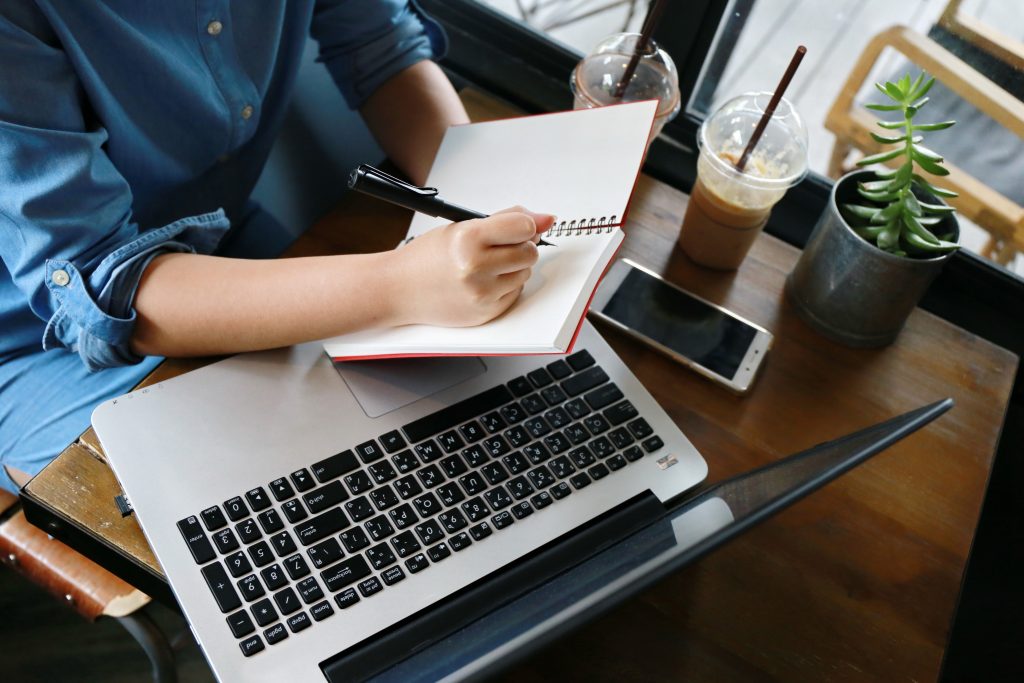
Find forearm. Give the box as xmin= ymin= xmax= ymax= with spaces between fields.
xmin=359 ymin=60 xmax=469 ymax=185
xmin=130 ymin=251 xmax=404 ymax=357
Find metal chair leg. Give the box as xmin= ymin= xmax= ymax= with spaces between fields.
xmin=116 ymin=609 xmax=179 ymax=683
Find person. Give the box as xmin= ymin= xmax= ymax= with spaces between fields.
xmin=0 ymin=1 xmax=552 ymax=493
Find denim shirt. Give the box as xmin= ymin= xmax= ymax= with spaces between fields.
xmin=0 ymin=1 xmax=443 ymax=492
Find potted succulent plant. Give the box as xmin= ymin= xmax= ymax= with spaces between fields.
xmin=786 ymin=72 xmax=959 ymax=347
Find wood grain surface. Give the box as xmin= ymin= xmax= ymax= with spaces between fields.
xmin=22 ymin=89 xmax=1017 ymax=682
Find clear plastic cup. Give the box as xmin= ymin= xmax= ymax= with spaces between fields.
xmin=679 ymin=92 xmax=808 ymax=270
xmin=571 ymin=33 xmax=680 ymax=152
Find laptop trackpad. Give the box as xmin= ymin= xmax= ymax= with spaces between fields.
xmin=334 ymin=358 xmax=488 ymax=418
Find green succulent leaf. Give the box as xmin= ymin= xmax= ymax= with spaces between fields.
xmin=904 ymin=192 xmax=922 ymax=216
xmin=857 ymin=187 xmax=900 ymax=202
xmin=908 ymin=72 xmax=926 ymax=99
xmin=895 ymin=162 xmax=914 ymax=184
xmin=865 ymin=103 xmax=903 ymax=112
xmin=910 ymin=96 xmax=931 ymax=110
xmin=918 ymin=200 xmax=957 ymax=214
xmin=878 ymin=222 xmax=901 ymax=249
xmin=917 ymin=216 xmax=944 ymax=226
xmin=870 ymin=132 xmax=906 ymax=144
xmin=857 ymin=147 xmax=905 ymax=165
xmin=912 ymin=151 xmax=950 ymax=175
xmin=898 ymin=74 xmax=912 ymax=94
xmin=873 ymin=200 xmax=904 ymax=224
xmin=858 ymin=179 xmax=894 ymax=192
xmin=902 ymin=213 xmax=939 ymax=244
xmin=884 ymin=81 xmax=905 ymax=101
xmin=842 ymin=203 xmax=882 ymax=222
xmin=874 ymin=166 xmax=900 ymax=179
xmin=877 ymin=120 xmax=905 ymax=130
xmin=874 ymin=82 xmax=891 ymax=99
xmin=911 ymin=76 xmax=936 ymax=101
xmin=914 ymin=145 xmax=943 ymax=162
xmin=904 ymin=230 xmax=958 ymax=253
xmin=912 ymin=120 xmax=955 ymax=131
xmin=913 ymin=174 xmax=959 ymax=198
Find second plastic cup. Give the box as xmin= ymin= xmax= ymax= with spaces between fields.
xmin=679 ymin=92 xmax=808 ymax=270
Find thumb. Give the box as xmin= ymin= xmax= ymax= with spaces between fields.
xmin=494 ymin=206 xmax=556 ymax=234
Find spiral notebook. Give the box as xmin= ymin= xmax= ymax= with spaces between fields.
xmin=323 ymin=100 xmax=658 ymax=360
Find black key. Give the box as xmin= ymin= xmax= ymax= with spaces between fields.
xmin=369 ymin=485 xmax=399 ymax=511
xmin=223 ymin=497 xmax=248 ymax=522
xmin=507 ymin=376 xmax=533 ymax=397
xmin=461 ymin=496 xmax=489 ymax=522
xmin=623 ymin=445 xmax=644 ymax=462
xmin=544 ymin=407 xmax=572 ymax=429
xmin=379 ymin=430 xmax=407 ymax=454
xmin=469 ymin=522 xmax=493 ymax=541
xmin=368 ymin=460 xmax=398 ymax=485
xmin=541 ymin=385 xmax=568 ymax=406
xmin=334 ymin=588 xmax=360 ymax=609
xmin=282 ymin=499 xmax=307 ymax=524
xmin=283 ymin=553 xmax=310 ymax=580
xmin=391 ymin=450 xmax=419 ymax=474
xmin=290 ymin=468 xmax=315 ymax=492
xmin=295 ymin=508 xmax=349 ymax=546
xmin=381 ymin=565 xmax=405 ymax=586
xmin=546 ymin=359 xmax=572 ymax=379
xmin=506 ymin=476 xmax=534 ymax=500
xmin=427 ymin=542 xmax=451 ymax=563
xmin=261 ymin=564 xmax=288 ymax=591
xmin=504 ymin=425 xmax=531 ymax=448
xmin=248 ymin=541 xmax=274 ymax=567
xmin=274 ymin=587 xmax=301 ymax=615
xmin=202 ymin=562 xmax=242 ymax=612
xmin=458 ymin=471 xmax=487 ymax=496
xmin=439 ymin=454 xmax=468 ymax=479
xmin=321 ymin=555 xmax=372 ymax=592
xmin=227 ymin=610 xmax=255 ymax=638
xmin=628 ymin=418 xmax=654 ymax=439
xmin=523 ymin=416 xmax=551 ymax=438
xmin=527 ymin=465 xmax=556 ymax=490
xmin=500 ymin=402 xmax=527 ymax=424
xmin=608 ymin=454 xmax=628 ymax=471
xmin=449 ymin=532 xmax=472 ymax=552
xmin=344 ymin=495 xmax=375 ymax=522
xmin=394 ymin=474 xmax=424 ymax=500
xmin=531 ymin=491 xmax=553 ymax=509
xmin=251 ymin=598 xmax=277 ymax=626
xmin=225 ymin=551 xmax=253 ymax=578
xmin=550 ymin=482 xmax=572 ymax=499
xmin=414 ymin=519 xmax=445 ymax=546
xmin=213 ymin=528 xmax=240 ymax=554
xmin=543 ymin=432 xmax=571 ymax=454
xmin=484 ymin=486 xmax=513 ymax=510
xmin=481 ymin=461 xmax=509 ymax=485
xmin=200 ymin=506 xmax=227 ymax=532
xmin=527 ymin=367 xmax=553 ymax=388
xmin=303 ymin=480 xmax=349 ymax=514
xmin=358 ymin=577 xmax=383 ymax=598
xmin=245 ymin=487 xmax=271 ymax=512
xmin=549 ymin=456 xmax=577 ymax=479
xmin=403 ymin=384 xmax=513 ymax=443
xmin=561 ymin=366 xmax=608 ymax=397
xmin=437 ymin=430 xmax=465 ymax=453
xmin=565 ymin=423 xmax=590 ymax=445
xmin=643 ymin=435 xmax=665 ymax=452
xmin=604 ymin=400 xmax=639 ymax=426
xmin=287 ymin=611 xmax=312 ymax=633
xmin=585 ymin=383 xmax=623 ymax=410
xmin=235 ymin=518 xmax=262 ymax=545
xmin=461 ymin=444 xmax=489 ymax=468
xmin=565 ymin=398 xmax=591 ymax=419
xmin=268 ymin=477 xmax=295 ymax=503
xmin=264 ymin=622 xmax=288 ymax=645
xmin=459 ymin=420 xmax=486 ymax=443
xmin=405 ymin=553 xmax=429 ymax=574
xmin=257 ymin=508 xmax=285 ymax=534
xmin=436 ymin=482 xmax=465 ymax=507
xmin=491 ymin=511 xmax=514 ymax=529
xmin=239 ymin=635 xmax=264 ymax=657
xmin=482 ymin=435 xmax=511 ymax=457
xmin=310 ymin=600 xmax=334 ymax=621
xmin=355 ymin=440 xmax=384 ymax=464
xmin=566 ymin=349 xmax=595 ymax=371
xmin=608 ymin=427 xmax=635 ymax=449
xmin=480 ymin=411 xmax=507 ymax=433
xmin=412 ymin=492 xmax=442 ymax=517
xmin=570 ymin=472 xmax=592 ymax=489
xmin=520 ymin=394 xmax=547 ymax=415
xmin=590 ymin=436 xmax=616 ymax=459
xmin=389 ymin=503 xmax=418 ymax=530
xmin=341 ymin=470 xmax=372 ymax=495
xmin=312 ymin=450 xmax=359 ymax=483
xmin=307 ymin=538 xmax=344 ymax=570
xmin=365 ymin=515 xmax=395 ymax=542
xmin=439 ymin=509 xmax=468 ymax=533
xmin=270 ymin=531 xmax=297 ymax=557
xmin=589 ymin=463 xmax=610 ymax=480
xmin=416 ymin=465 xmax=444 ymax=489
xmin=340 ymin=527 xmax=371 ymax=554
xmin=390 ymin=530 xmax=421 ymax=558
xmin=511 ymin=501 xmax=534 ymax=519
xmin=178 ymin=515 xmax=216 ymax=564
xmin=522 ymin=443 xmax=550 ymax=465
xmin=583 ymin=414 xmax=611 ymax=435
xmin=237 ymin=574 xmax=266 ymax=602
xmin=568 ymin=446 xmax=596 ymax=468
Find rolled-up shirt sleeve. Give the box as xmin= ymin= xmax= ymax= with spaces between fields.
xmin=310 ymin=0 xmax=447 ymax=109
xmin=0 ymin=15 xmax=230 ymax=371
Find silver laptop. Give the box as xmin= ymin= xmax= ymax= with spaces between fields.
xmin=93 ymin=320 xmax=708 ymax=683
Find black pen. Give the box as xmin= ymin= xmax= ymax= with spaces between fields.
xmin=348 ymin=164 xmax=554 ymax=246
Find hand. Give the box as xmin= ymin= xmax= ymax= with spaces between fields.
xmin=390 ymin=207 xmax=554 ymax=327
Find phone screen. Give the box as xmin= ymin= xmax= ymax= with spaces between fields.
xmin=599 ymin=268 xmax=757 ymax=379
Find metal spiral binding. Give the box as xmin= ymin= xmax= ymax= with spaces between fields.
xmin=547 ymin=215 xmax=618 ymax=237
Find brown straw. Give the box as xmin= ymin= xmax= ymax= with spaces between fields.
xmin=613 ymin=0 xmax=669 ymax=99
xmin=734 ymin=45 xmax=807 ymax=172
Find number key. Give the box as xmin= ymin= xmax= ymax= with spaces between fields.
xmin=225 ymin=551 xmax=253 ymax=578
xmin=223 ymin=497 xmax=248 ymax=522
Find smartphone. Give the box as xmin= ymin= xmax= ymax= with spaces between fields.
xmin=589 ymin=259 xmax=773 ymax=394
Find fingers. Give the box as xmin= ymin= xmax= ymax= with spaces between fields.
xmin=478 ymin=240 xmax=538 ymax=274
xmin=470 ymin=208 xmax=555 ymax=246
xmin=493 ymin=284 xmax=525 ymax=315
xmin=494 ymin=267 xmax=532 ymax=297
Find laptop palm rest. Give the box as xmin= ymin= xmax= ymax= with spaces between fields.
xmin=334 ymin=357 xmax=488 ymax=418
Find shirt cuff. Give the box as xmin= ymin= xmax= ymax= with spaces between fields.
xmin=42 ymin=209 xmax=231 ymax=371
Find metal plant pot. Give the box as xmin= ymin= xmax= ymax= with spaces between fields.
xmin=786 ymin=170 xmax=959 ymax=348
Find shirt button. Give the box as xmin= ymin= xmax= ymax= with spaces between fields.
xmin=241 ymin=105 xmax=254 ymax=120
xmin=207 ymin=20 xmax=222 ymax=36
xmin=52 ymin=269 xmax=70 ymax=287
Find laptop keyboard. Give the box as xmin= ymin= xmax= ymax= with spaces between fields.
xmin=175 ymin=349 xmax=664 ymax=658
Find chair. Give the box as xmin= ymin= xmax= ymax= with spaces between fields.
xmin=824 ymin=1 xmax=1024 ymax=265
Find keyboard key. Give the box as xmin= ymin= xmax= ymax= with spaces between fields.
xmin=252 ymin=603 xmax=278 ymax=629
xmin=379 ymin=430 xmax=407 ymax=454
xmin=480 ymin=411 xmax=507 ymax=433
xmin=394 ymin=474 xmax=424 ymax=500
xmin=469 ymin=522 xmax=493 ymax=541
xmin=549 ymin=456 xmax=577 ymax=479
xmin=381 ymin=565 xmax=406 ymax=586
xmin=541 ymin=385 xmax=568 ymax=406
xmin=225 ymin=551 xmax=253 ymax=578
xmin=482 ymin=435 xmax=511 ymax=457
xmin=202 ymin=562 xmax=242 ymax=612
xmin=507 ymin=376 xmax=533 ymax=397
xmin=439 ymin=455 xmax=468 ymax=479
xmin=511 ymin=501 xmax=534 ymax=519
xmin=264 ymin=622 xmax=288 ymax=645
xmin=569 ymin=472 xmax=592 ymax=489
xmin=491 ymin=511 xmax=514 ymax=529
xmin=550 ymin=482 xmax=572 ymax=499
xmin=568 ymin=447 xmax=596 ymax=468
xmin=248 ymin=541 xmax=273 ymax=567
xmin=287 ymin=611 xmax=312 ymax=633
xmin=390 ymin=530 xmax=422 ymax=558
xmin=437 ymin=430 xmax=465 ymax=453
xmin=604 ymin=400 xmax=639 ymax=426
xmin=290 ymin=468 xmax=315 ymax=492
xmin=564 ymin=423 xmax=590 ymax=445
xmin=402 ymin=384 xmax=513 ymax=443
xmin=527 ymin=466 xmax=556 ymax=490
xmin=389 ymin=503 xmax=418 ymax=529
xmin=343 ymin=470 xmax=373 ymax=495
xmin=583 ymin=414 xmax=610 ymax=435
xmin=235 ymin=518 xmax=262 ymax=545
xmin=334 ymin=588 xmax=360 ymax=609
xmin=177 ymin=516 xmax=215 ymax=564
xmin=566 ymin=349 xmax=595 ymax=371
xmin=391 ymin=450 xmax=419 ymax=474
xmin=527 ymin=367 xmax=553 ymax=388
xmin=427 ymin=542 xmax=451 ymax=563
xmin=458 ymin=472 xmax=487 ymax=496
xmin=227 ymin=610 xmax=255 ymax=638
xmin=459 ymin=420 xmax=486 ymax=443
xmin=439 ymin=509 xmax=468 ymax=533
xmin=585 ymin=383 xmax=624 ymax=410
xmin=268 ymin=477 xmax=295 ymax=502
xmin=589 ymin=463 xmax=610 ymax=480
xmin=369 ymin=486 xmax=400 ymax=511
xmin=414 ymin=519 xmax=445 ymax=546
xmin=531 ymin=491 xmax=553 ymax=509
xmin=520 ymin=394 xmax=547 ymax=415
xmin=368 ymin=460 xmax=398 ymax=485
xmin=504 ymin=425 xmax=531 ymax=448
xmin=503 ymin=450 xmax=529 ymax=474
xmin=365 ymin=515 xmax=395 ymax=542
xmin=414 ymin=439 xmax=443 ymax=463
xmin=417 ymin=465 xmax=445 ymax=489
xmin=261 ymin=564 xmax=288 ymax=591
xmin=304 ymin=480 xmax=349 ymax=514
xmin=311 ymin=450 xmax=359 ymax=483
xmin=623 ymin=445 xmax=644 ymax=462
xmin=500 ymin=402 xmax=527 ymax=424
xmin=607 ymin=454 xmax=628 ymax=471
xmin=481 ymin=461 xmax=509 ymax=485
xmin=358 ymin=577 xmax=384 ymax=598
xmin=270 ymin=531 xmax=297 ymax=557
xmin=310 ymin=600 xmax=334 ymax=621
xmin=344 ymin=495 xmax=375 ymax=522
xmin=274 ymin=587 xmax=301 ymax=615
xmin=628 ymin=418 xmax=654 ymax=439
xmin=449 ymin=532 xmax=472 ymax=551
xmin=355 ymin=440 xmax=384 ymax=464
xmin=590 ymin=437 xmax=615 ymax=459
xmin=484 ymin=486 xmax=513 ymax=511
xmin=282 ymin=499 xmax=307 ymax=524
xmin=544 ymin=407 xmax=572 ymax=429
xmin=506 ymin=476 xmax=534 ymax=500
xmin=295 ymin=508 xmax=349 ymax=546
xmin=339 ymin=527 xmax=371 ymax=554
xmin=412 ymin=492 xmax=441 ymax=517
xmin=461 ymin=497 xmax=489 ymax=522
xmin=200 ymin=506 xmax=227 ymax=532
xmin=321 ymin=555 xmax=372 ymax=592
xmin=523 ymin=417 xmax=551 ymax=438
xmin=405 ymin=553 xmax=429 ymax=574
xmin=522 ymin=443 xmax=550 ymax=465
xmin=245 ymin=487 xmax=271 ymax=512
xmin=562 ymin=365 xmax=608 ymax=397
xmin=565 ymin=398 xmax=591 ymax=419
xmin=223 ymin=497 xmax=248 ymax=522
xmin=436 ymin=483 xmax=465 ymax=507
xmin=257 ymin=508 xmax=285 ymax=534
xmin=608 ymin=427 xmax=635 ymax=449
xmin=237 ymin=574 xmax=266 ymax=602
xmin=283 ymin=554 xmax=310 ymax=580
xmin=546 ymin=359 xmax=572 ymax=379
xmin=643 ymin=435 xmax=665 ymax=452
xmin=461 ymin=444 xmax=489 ymax=468
xmin=307 ymin=538 xmax=344 ymax=570
xmin=239 ymin=635 xmax=264 ymax=657
xmin=543 ymin=432 xmax=571 ymax=454
xmin=213 ymin=528 xmax=240 ymax=554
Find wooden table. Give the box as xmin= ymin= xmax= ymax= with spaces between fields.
xmin=22 ymin=90 xmax=1018 ymax=682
